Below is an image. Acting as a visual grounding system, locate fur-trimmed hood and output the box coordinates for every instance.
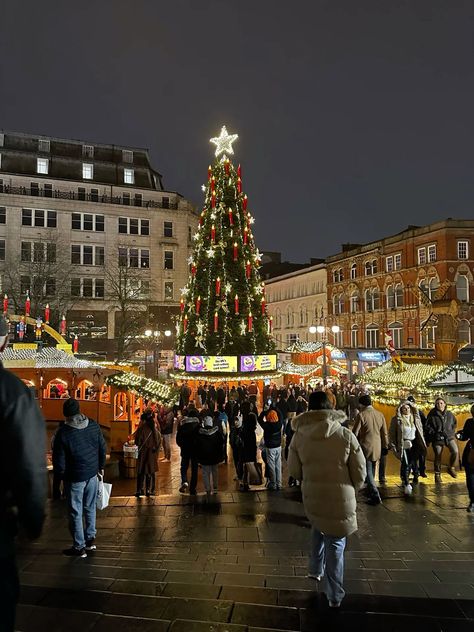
[291,408,347,437]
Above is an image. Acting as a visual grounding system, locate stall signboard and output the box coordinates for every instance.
[331,348,346,360]
[240,354,277,372]
[174,355,185,370]
[185,355,238,373]
[357,351,386,362]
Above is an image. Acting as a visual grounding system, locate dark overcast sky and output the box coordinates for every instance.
[1,1,473,261]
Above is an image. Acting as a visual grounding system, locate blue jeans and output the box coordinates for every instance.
[266,446,282,489]
[365,459,381,501]
[65,476,98,550]
[310,527,346,604]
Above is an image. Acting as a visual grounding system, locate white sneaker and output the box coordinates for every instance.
[404,484,413,495]
[308,574,322,581]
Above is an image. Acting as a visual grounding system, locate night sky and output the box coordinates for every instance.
[1,1,473,261]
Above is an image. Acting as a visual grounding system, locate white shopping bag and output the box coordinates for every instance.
[96,477,112,510]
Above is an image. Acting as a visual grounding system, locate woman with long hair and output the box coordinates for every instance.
[135,410,161,497]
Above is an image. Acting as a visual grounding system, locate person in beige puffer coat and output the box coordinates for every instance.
[288,391,366,608]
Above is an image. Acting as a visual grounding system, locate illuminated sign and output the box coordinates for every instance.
[358,352,386,362]
[174,355,185,370]
[330,349,346,360]
[185,355,238,373]
[240,354,277,372]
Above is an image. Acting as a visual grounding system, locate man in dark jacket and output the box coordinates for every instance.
[195,416,225,494]
[53,398,106,557]
[425,397,459,482]
[0,317,46,632]
[176,407,200,494]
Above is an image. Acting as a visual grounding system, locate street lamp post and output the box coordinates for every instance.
[143,329,172,378]
[309,323,340,382]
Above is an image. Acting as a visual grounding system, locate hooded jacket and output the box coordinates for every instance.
[53,414,106,483]
[288,409,366,538]
[425,406,457,445]
[195,425,225,465]
[389,401,427,459]
[176,414,200,454]
[352,405,388,462]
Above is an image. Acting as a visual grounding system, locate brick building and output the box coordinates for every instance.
[325,219,474,373]
[0,130,198,358]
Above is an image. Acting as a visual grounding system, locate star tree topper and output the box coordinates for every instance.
[210,125,238,157]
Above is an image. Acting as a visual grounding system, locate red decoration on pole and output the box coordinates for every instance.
[211,224,216,243]
[25,293,31,317]
[208,165,212,180]
[224,159,230,175]
[228,208,233,226]
[180,298,184,313]
[211,191,216,208]
[248,312,253,332]
[183,316,188,332]
[244,227,248,245]
[233,242,238,261]
[243,194,248,211]
[213,312,218,332]
[237,164,241,178]
[44,303,50,324]
[211,176,215,191]
[215,277,221,295]
[191,263,197,276]
[246,260,251,278]
[73,335,79,354]
[237,177,242,193]
[261,297,266,314]
[199,211,204,226]
[59,315,66,335]
[234,294,239,314]
[196,296,201,315]
[3,294,8,314]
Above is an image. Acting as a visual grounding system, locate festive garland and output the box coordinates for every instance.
[169,370,281,383]
[105,372,177,404]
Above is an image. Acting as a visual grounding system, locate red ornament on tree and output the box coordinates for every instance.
[246,260,251,278]
[60,315,67,335]
[211,176,216,191]
[248,312,253,332]
[211,224,216,243]
[261,297,266,314]
[233,242,238,261]
[44,303,50,324]
[208,165,212,180]
[211,191,216,208]
[191,263,197,276]
[237,164,241,178]
[2,294,8,314]
[237,177,242,193]
[234,294,239,314]
[213,312,219,332]
[180,298,185,313]
[228,208,233,226]
[196,296,201,315]
[199,211,204,226]
[243,194,248,211]
[224,159,230,175]
[25,293,31,317]
[215,277,221,295]
[73,335,79,354]
[243,227,248,245]
[183,316,188,332]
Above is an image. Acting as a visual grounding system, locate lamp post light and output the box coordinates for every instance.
[309,323,340,382]
[142,329,172,378]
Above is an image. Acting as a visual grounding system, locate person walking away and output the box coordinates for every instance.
[287,389,298,425]
[230,412,244,482]
[407,395,428,478]
[53,398,106,557]
[425,397,459,482]
[276,390,290,431]
[135,411,161,497]
[179,381,191,410]
[195,416,224,495]
[159,405,174,461]
[0,316,46,632]
[259,406,283,490]
[456,405,474,512]
[248,381,259,406]
[240,401,258,491]
[389,400,426,495]
[353,395,388,505]
[217,405,229,462]
[176,406,200,494]
[288,391,366,608]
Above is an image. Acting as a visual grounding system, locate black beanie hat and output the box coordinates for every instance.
[63,398,80,417]
[358,394,371,407]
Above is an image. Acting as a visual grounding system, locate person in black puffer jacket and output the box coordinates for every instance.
[176,407,200,494]
[456,405,474,512]
[195,416,224,494]
[425,397,458,482]
[240,401,258,491]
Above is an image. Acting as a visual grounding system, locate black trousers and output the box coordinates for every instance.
[180,452,198,492]
[137,473,155,494]
[0,554,19,632]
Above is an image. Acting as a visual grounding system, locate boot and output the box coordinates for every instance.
[435,472,442,483]
[447,466,457,478]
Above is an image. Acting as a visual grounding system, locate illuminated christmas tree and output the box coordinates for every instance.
[176,126,275,356]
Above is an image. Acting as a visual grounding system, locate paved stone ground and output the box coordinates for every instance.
[15,441,474,631]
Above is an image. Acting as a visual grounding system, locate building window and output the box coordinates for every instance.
[350,263,357,279]
[365,288,380,312]
[124,168,134,184]
[162,196,170,209]
[22,209,32,226]
[30,182,39,196]
[71,213,104,231]
[334,329,343,348]
[21,242,31,261]
[389,322,403,348]
[333,293,344,315]
[82,145,94,158]
[164,250,174,270]
[118,247,149,268]
[91,188,99,202]
[20,276,30,295]
[420,323,436,349]
[458,319,471,345]
[134,194,142,207]
[364,260,377,275]
[45,278,56,296]
[122,150,133,163]
[386,256,393,272]
[44,183,52,198]
[394,254,401,270]
[95,279,105,298]
[71,278,104,298]
[456,275,469,302]
[349,292,358,313]
[428,244,437,262]
[117,217,149,235]
[387,284,404,308]
[38,139,50,153]
[0,240,4,261]
[164,281,174,301]
[78,187,86,201]
[21,208,56,228]
[118,217,128,234]
[36,158,49,175]
[351,326,358,348]
[82,163,93,180]
[366,325,379,348]
[164,221,173,237]
[123,192,130,206]
[0,207,5,224]
[130,218,139,235]
[0,133,3,147]
[47,210,57,228]
[417,247,426,265]
[458,241,469,260]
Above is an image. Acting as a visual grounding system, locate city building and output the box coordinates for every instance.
[325,219,474,374]
[0,130,198,358]
[264,261,327,350]
[260,251,323,280]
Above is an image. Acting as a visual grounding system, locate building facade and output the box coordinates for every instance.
[0,130,198,356]
[325,219,474,373]
[264,263,327,350]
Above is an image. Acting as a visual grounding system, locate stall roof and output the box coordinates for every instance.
[361,360,474,392]
[0,347,105,369]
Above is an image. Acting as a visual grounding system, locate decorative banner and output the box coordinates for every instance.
[174,355,186,370]
[185,355,238,373]
[240,354,277,372]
